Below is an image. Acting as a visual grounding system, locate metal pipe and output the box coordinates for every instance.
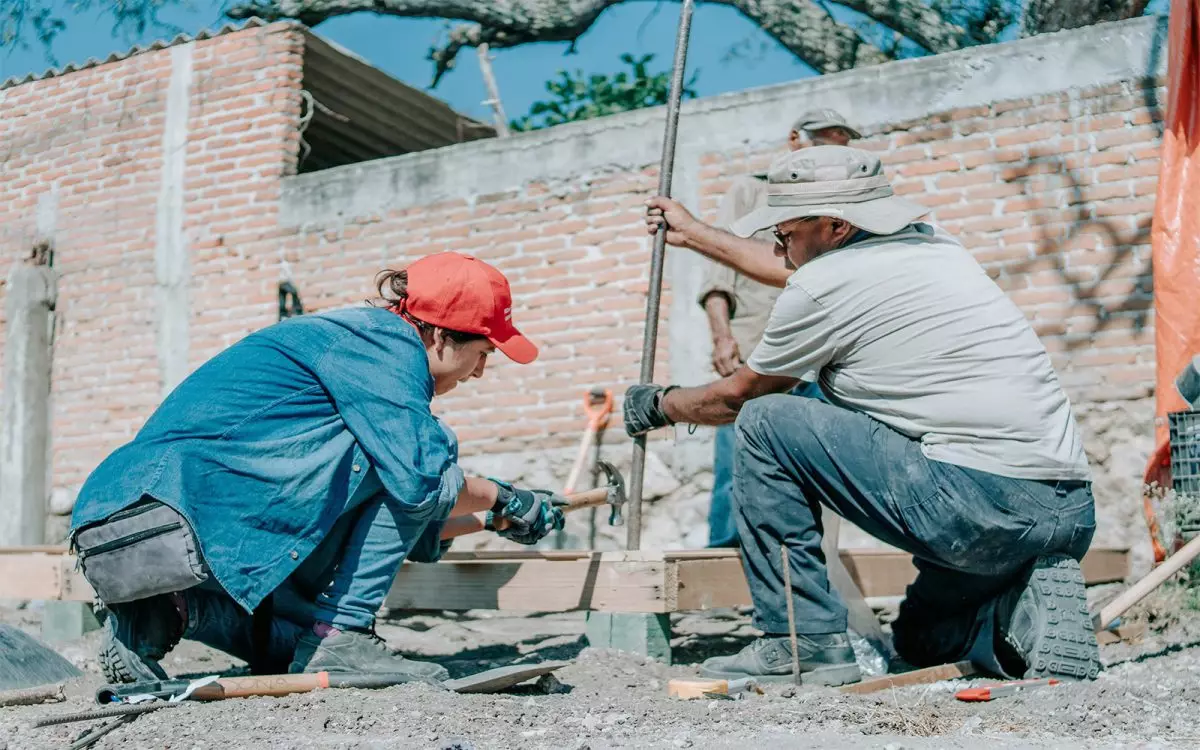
[626,0,696,550]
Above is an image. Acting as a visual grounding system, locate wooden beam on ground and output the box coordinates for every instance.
[841,661,977,694]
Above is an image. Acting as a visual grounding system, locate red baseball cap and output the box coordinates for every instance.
[402,252,538,365]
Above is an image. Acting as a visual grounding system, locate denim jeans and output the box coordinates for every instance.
[709,381,827,548]
[182,469,445,670]
[708,424,739,548]
[732,393,1095,666]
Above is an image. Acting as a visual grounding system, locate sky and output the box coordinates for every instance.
[0,1,1167,123]
[0,1,819,122]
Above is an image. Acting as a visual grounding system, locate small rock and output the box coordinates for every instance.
[780,686,796,699]
[672,734,694,748]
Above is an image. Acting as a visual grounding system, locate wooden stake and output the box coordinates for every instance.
[781,543,801,685]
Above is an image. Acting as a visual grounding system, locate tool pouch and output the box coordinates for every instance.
[72,498,208,605]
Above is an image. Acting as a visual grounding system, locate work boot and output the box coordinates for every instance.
[289,627,449,683]
[700,633,861,686]
[99,595,184,684]
[994,554,1101,681]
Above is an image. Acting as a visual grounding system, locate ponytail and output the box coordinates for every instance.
[372,268,486,345]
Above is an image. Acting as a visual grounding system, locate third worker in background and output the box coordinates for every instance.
[700,109,860,547]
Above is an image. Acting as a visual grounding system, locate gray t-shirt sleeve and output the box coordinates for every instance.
[746,284,837,381]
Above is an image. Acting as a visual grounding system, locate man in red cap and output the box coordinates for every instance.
[70,252,561,684]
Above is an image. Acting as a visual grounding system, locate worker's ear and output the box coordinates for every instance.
[831,218,855,244]
[431,327,449,359]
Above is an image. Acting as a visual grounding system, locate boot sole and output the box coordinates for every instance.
[99,607,170,684]
[1023,555,1101,681]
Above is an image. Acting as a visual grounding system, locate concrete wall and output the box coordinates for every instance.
[0,16,1167,567]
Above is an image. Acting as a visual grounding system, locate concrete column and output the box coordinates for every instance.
[155,43,193,397]
[0,254,58,546]
[666,145,717,478]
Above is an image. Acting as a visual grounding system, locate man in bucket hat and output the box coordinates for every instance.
[700,110,859,549]
[633,146,1099,687]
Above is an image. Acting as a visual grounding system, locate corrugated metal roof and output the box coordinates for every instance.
[0,17,270,91]
[298,30,494,172]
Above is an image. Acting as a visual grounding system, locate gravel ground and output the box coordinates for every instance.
[3,589,1200,749]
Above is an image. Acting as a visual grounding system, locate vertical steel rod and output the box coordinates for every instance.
[626,0,696,551]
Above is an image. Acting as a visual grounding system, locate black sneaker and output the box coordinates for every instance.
[289,629,449,683]
[995,554,1101,681]
[700,634,862,686]
[99,596,184,684]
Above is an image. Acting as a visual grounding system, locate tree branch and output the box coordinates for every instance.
[228,0,904,81]
[830,0,966,53]
[728,0,892,72]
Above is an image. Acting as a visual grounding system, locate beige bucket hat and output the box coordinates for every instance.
[729,146,929,238]
[793,109,862,139]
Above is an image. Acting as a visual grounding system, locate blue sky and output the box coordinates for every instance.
[1,1,1166,122]
[0,1,816,122]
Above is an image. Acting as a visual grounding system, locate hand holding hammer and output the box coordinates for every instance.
[440,461,627,541]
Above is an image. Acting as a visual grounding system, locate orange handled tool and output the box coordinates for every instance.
[955,678,1059,702]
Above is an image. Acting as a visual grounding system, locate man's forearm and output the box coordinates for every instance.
[703,294,735,342]
[686,226,790,288]
[661,369,799,426]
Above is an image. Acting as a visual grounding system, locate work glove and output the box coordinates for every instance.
[623,384,676,437]
[486,481,566,545]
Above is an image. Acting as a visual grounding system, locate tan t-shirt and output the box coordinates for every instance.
[747,223,1091,481]
[696,176,782,357]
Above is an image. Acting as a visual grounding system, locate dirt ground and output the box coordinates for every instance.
[3,588,1200,750]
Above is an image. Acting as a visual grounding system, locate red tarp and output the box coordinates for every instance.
[1145,0,1200,561]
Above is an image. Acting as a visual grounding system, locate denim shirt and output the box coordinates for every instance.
[71,306,465,613]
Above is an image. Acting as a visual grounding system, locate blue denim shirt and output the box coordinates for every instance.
[71,306,464,613]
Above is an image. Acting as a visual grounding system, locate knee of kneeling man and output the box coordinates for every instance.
[734,393,807,443]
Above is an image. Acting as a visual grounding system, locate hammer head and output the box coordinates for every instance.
[595,460,626,527]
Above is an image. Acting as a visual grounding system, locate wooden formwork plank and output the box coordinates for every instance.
[387,555,669,613]
[0,547,1130,611]
[0,553,90,602]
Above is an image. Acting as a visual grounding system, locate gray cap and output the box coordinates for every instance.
[793,109,861,139]
[729,146,929,237]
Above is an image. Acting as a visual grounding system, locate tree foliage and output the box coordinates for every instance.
[510,53,698,132]
[2,0,176,66]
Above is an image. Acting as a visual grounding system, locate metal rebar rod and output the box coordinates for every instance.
[626,0,696,551]
[33,700,182,728]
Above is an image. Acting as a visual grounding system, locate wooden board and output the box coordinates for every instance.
[388,554,670,613]
[0,551,90,601]
[0,547,1131,613]
[841,661,977,694]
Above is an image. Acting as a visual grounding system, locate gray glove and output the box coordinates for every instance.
[486,480,566,545]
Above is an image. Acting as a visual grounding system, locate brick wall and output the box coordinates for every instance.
[0,17,1168,555]
[0,21,304,502]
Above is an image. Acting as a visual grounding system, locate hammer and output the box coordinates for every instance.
[443,461,626,539]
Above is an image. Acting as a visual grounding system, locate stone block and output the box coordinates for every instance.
[585,612,672,664]
[41,601,101,643]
